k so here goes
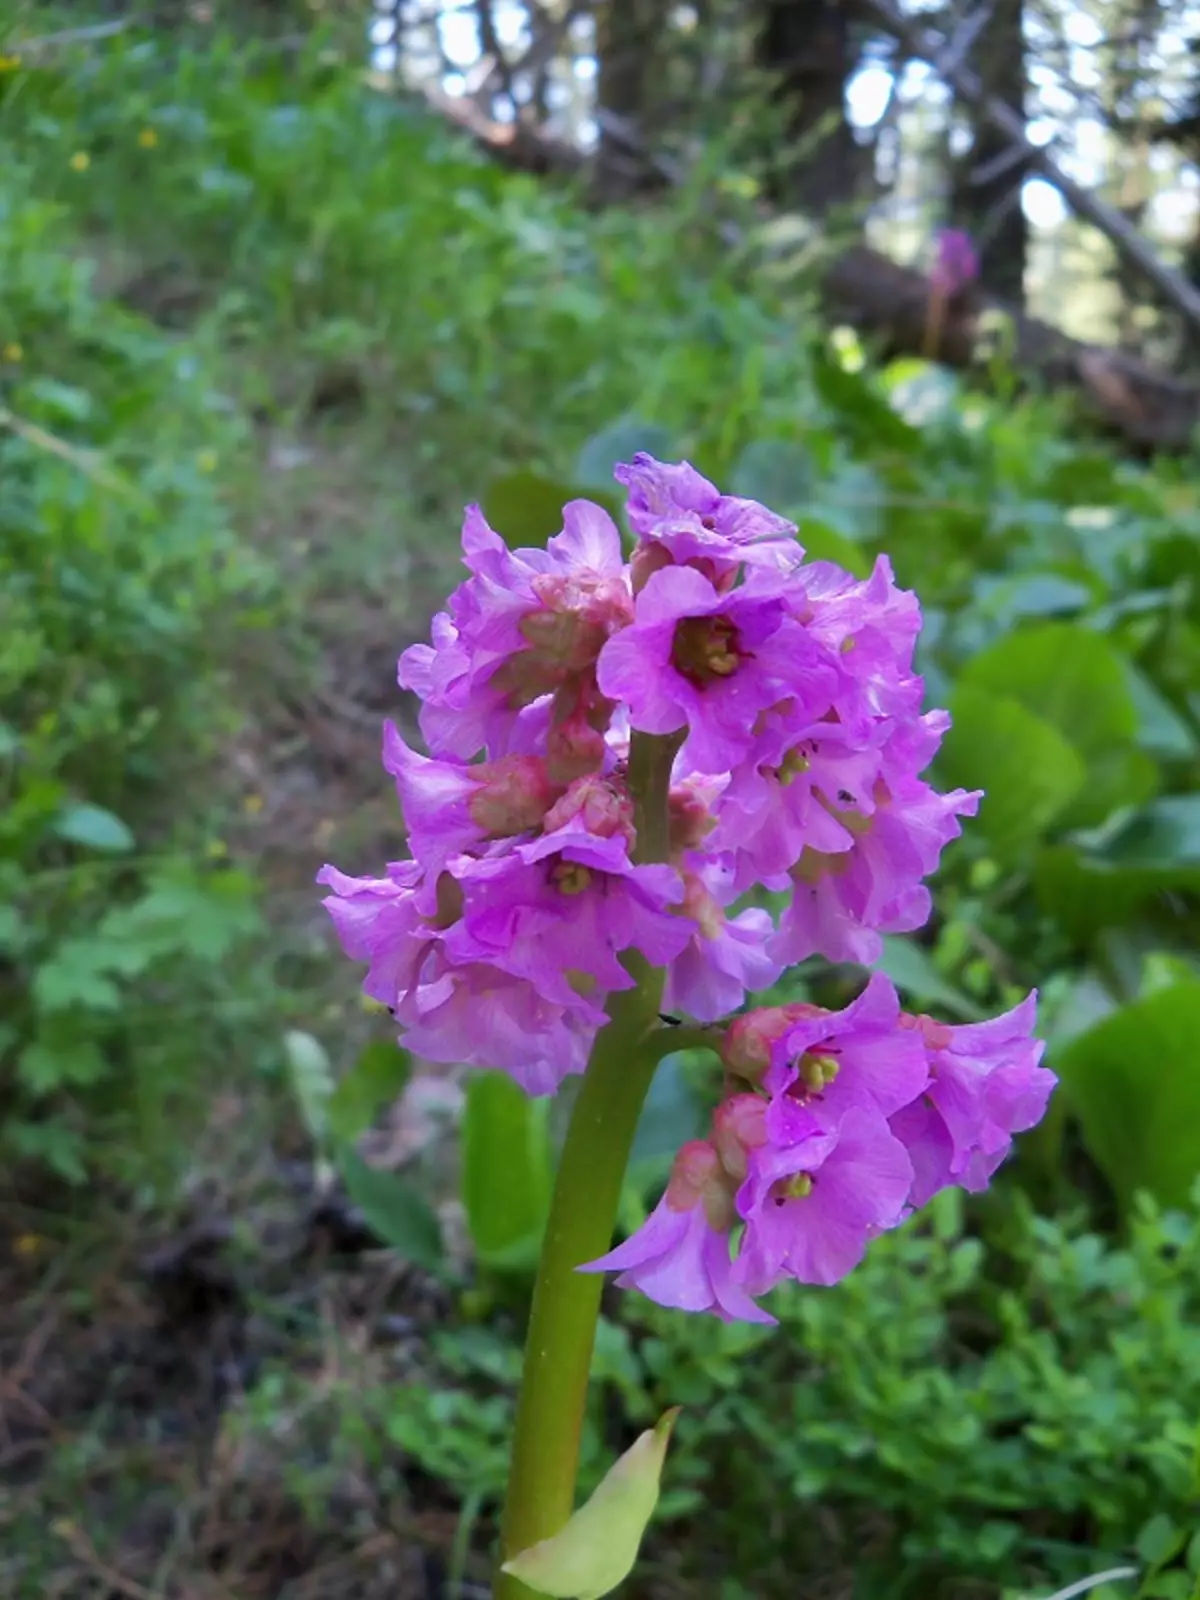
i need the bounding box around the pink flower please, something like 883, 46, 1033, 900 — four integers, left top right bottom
398, 501, 630, 760
581, 1140, 775, 1323
616, 453, 800, 580
662, 864, 781, 1023
762, 972, 930, 1125
383, 721, 558, 872
771, 777, 981, 966
444, 822, 688, 1012
889, 993, 1053, 1204
317, 859, 437, 1009
597, 565, 838, 773
931, 228, 978, 295
394, 956, 595, 1096
735, 1105, 914, 1290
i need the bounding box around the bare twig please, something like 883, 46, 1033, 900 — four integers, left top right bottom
6, 18, 139, 58
868, 0, 1200, 330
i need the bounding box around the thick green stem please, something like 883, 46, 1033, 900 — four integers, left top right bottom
496, 732, 678, 1597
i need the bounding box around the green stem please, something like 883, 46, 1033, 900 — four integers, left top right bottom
496, 732, 678, 1597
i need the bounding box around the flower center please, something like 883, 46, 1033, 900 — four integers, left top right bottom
551, 860, 592, 896
797, 1051, 840, 1092
773, 1172, 814, 1205
671, 614, 743, 686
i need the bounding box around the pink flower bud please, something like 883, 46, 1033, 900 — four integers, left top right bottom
467, 754, 558, 837
665, 1140, 736, 1232
544, 773, 635, 844
712, 1094, 768, 1182
721, 1005, 802, 1082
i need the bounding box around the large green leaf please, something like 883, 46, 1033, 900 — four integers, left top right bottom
51, 802, 135, 853
956, 623, 1151, 826
574, 419, 676, 494
338, 1148, 444, 1270
483, 470, 620, 549
1057, 979, 1200, 1212
1036, 798, 1200, 942
327, 1039, 413, 1145
462, 1070, 551, 1270
728, 438, 813, 512
874, 937, 984, 1021
939, 687, 1086, 863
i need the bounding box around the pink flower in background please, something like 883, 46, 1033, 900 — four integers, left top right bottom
931, 228, 979, 295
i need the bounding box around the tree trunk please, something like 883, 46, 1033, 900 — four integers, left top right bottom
594, 0, 669, 198
755, 0, 866, 216
950, 0, 1028, 303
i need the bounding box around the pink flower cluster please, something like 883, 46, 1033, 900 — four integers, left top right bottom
586, 974, 1052, 1321
320, 452, 1052, 1317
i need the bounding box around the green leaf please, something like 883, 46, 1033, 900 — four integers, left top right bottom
484, 470, 619, 550
1137, 1513, 1185, 1568
939, 687, 1086, 862
574, 419, 676, 494
1124, 664, 1197, 760
501, 1408, 680, 1598
462, 1070, 551, 1269
873, 937, 984, 1020
1057, 979, 1200, 1212
795, 516, 872, 578
283, 1029, 335, 1147
18, 1039, 107, 1094
51, 802, 135, 853
955, 622, 1148, 826
629, 1052, 708, 1176
338, 1148, 444, 1270
327, 1039, 413, 1145
728, 438, 813, 511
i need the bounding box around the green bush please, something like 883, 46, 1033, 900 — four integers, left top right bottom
0, 164, 273, 1182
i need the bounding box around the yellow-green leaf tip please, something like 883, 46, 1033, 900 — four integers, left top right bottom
500, 1407, 682, 1598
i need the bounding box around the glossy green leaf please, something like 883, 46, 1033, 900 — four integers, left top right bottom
327, 1038, 413, 1145
501, 1408, 680, 1598
462, 1070, 551, 1269
1057, 979, 1200, 1212
1124, 664, 1197, 760
484, 470, 619, 549
574, 419, 675, 493
874, 937, 984, 1020
955, 622, 1152, 826
939, 687, 1086, 862
338, 1148, 444, 1270
51, 802, 135, 853
728, 438, 813, 512
283, 1029, 335, 1147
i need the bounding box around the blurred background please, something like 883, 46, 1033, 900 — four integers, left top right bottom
2, 3, 1200, 1599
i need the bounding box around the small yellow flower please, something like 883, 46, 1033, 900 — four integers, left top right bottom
242, 792, 264, 816
206, 838, 228, 859
138, 127, 158, 149
2, 342, 22, 363
360, 994, 388, 1014
14, 1233, 43, 1259
196, 448, 218, 473
69, 150, 90, 172
0, 54, 22, 74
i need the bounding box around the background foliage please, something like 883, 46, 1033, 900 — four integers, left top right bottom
2, 10, 1199, 1600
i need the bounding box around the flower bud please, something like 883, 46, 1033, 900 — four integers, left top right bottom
467, 754, 557, 837
545, 773, 635, 844
721, 1006, 797, 1083
712, 1093, 768, 1182
665, 1140, 735, 1231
